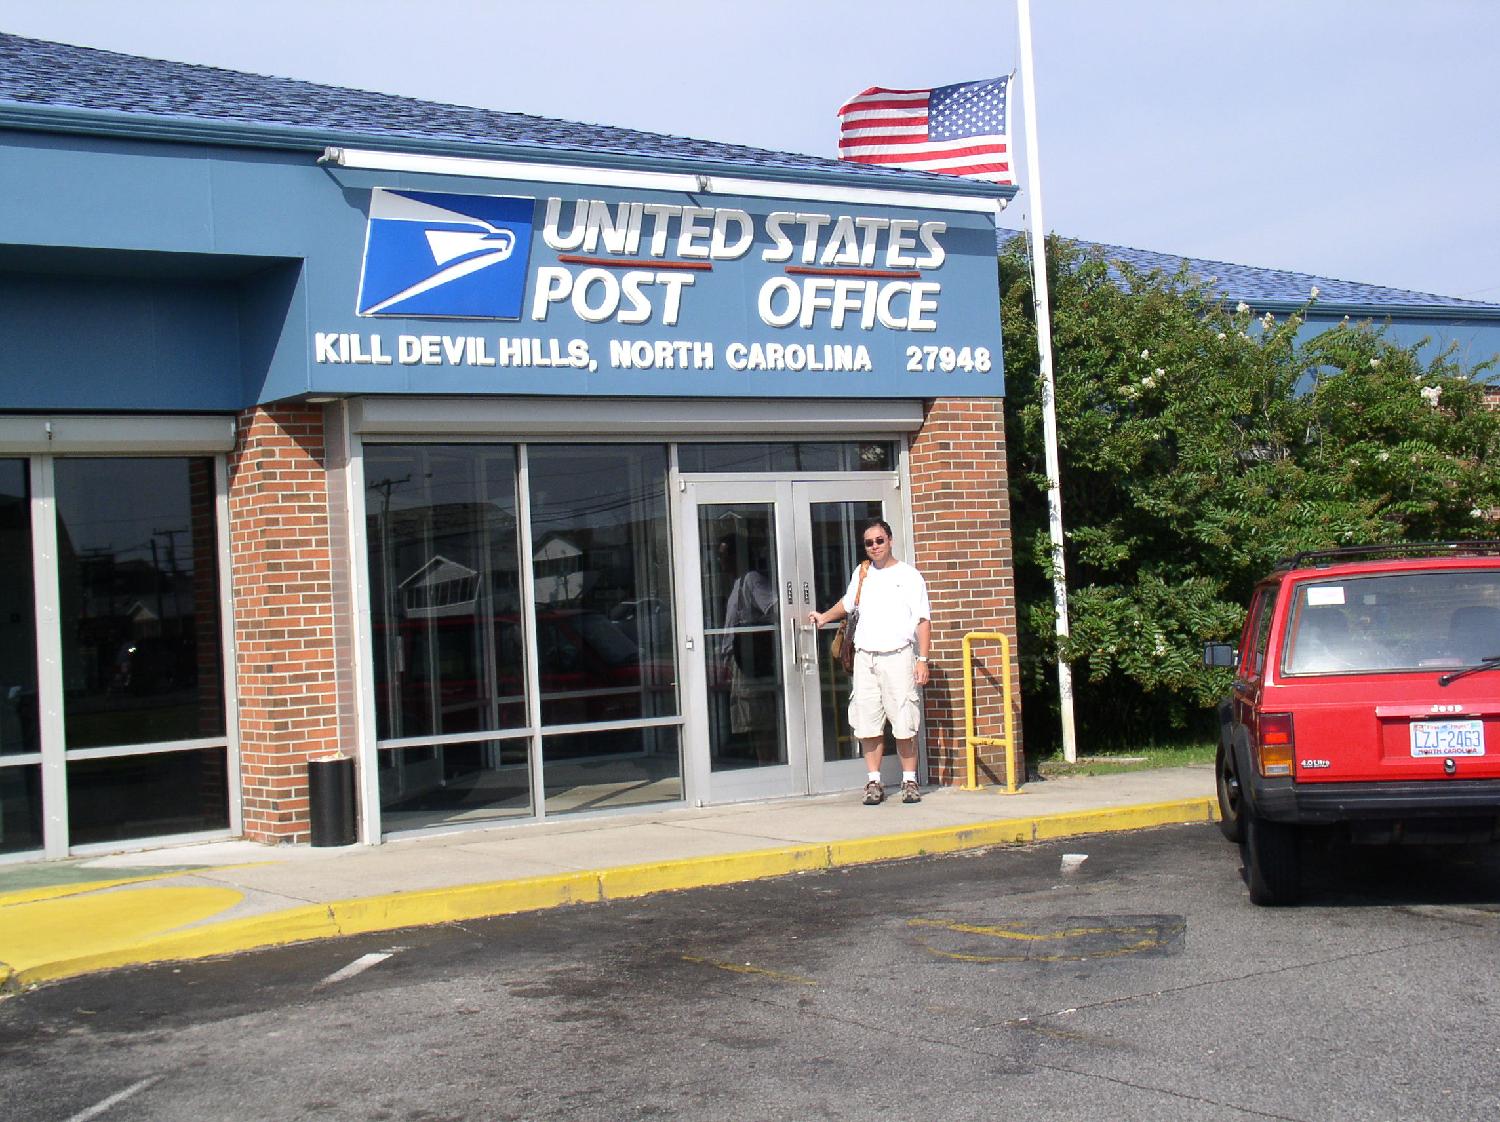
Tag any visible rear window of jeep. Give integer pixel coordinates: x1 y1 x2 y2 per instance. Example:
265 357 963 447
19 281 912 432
1282 569 1500 676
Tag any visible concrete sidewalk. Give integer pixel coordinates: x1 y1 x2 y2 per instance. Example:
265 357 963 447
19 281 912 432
0 766 1216 990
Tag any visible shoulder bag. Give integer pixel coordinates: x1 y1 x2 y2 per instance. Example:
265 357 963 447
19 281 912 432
828 560 870 675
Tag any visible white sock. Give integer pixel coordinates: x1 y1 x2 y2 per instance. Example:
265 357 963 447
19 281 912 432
902 771 917 783
868 771 881 783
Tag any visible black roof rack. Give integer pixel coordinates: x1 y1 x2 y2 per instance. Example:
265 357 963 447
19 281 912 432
1277 540 1500 571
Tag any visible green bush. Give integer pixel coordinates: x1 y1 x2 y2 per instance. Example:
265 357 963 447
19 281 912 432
1001 236 1500 752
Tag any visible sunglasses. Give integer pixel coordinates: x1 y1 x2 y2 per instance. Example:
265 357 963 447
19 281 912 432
862 536 887 548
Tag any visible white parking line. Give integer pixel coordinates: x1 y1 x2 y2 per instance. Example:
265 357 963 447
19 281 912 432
63 1075 162 1122
314 951 394 989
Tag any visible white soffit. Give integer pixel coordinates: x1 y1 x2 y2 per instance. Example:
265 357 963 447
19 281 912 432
324 148 1007 217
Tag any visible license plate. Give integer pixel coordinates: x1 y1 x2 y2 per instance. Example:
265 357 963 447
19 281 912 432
1410 719 1485 757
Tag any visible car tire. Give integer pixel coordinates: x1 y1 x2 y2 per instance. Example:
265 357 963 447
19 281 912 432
1216 742 1244 843
1242 813 1300 906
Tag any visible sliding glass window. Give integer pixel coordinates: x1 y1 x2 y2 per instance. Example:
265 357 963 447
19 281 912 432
0 460 40 854
527 444 681 815
365 442 682 833
53 457 229 845
365 445 530 831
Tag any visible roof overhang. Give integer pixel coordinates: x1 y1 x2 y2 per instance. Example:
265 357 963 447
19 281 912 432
0 101 1018 209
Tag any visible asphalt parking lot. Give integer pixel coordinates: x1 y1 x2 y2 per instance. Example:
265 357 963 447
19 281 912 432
5 823 1499 1122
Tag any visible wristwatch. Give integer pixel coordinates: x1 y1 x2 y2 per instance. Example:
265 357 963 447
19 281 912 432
916 655 930 662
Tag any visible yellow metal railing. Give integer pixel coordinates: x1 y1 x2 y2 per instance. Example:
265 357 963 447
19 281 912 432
961 630 1019 793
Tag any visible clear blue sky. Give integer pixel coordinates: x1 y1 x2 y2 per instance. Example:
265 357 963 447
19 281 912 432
3 0 1496 301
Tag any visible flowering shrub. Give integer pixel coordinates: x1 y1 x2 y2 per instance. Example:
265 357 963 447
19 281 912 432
1001 236 1500 748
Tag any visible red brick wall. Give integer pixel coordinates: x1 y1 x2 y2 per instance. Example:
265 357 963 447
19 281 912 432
909 399 1023 786
228 406 339 842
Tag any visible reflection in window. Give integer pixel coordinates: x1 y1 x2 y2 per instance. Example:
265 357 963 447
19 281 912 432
526 445 678 727
365 446 525 741
378 738 531 831
543 726 681 815
67 748 229 845
0 765 42 854
678 442 895 474
366 443 686 832
0 460 37 758
54 458 224 750
699 504 786 772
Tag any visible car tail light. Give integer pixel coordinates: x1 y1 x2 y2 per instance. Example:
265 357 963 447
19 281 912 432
1257 713 1295 776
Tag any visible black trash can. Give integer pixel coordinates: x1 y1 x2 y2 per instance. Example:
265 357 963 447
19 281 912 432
308 755 356 847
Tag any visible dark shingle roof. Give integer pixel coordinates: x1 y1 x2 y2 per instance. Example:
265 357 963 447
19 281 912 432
0 32 1006 195
998 228 1499 314
3 34 1487 316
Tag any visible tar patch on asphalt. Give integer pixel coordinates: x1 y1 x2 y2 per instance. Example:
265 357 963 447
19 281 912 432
681 955 817 986
908 914 1186 963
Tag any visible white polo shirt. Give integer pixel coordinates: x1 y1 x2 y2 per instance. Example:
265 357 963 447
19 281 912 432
842 560 930 652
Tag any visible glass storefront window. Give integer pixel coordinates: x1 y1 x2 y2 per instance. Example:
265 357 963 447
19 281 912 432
0 765 42 854
366 442 683 833
678 442 895 474
66 747 229 845
0 459 37 757
54 458 224 750
526 445 678 727
365 445 525 741
542 726 681 815
377 738 531 832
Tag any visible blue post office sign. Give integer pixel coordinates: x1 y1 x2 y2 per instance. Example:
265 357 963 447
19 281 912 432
315 183 1006 399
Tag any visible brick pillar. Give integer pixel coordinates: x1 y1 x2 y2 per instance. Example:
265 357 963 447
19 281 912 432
228 406 339 843
909 398 1023 786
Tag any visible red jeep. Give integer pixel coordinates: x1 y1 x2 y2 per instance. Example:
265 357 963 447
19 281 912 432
1204 543 1500 905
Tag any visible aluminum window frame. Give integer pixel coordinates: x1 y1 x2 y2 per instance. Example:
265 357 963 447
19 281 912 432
0 433 238 861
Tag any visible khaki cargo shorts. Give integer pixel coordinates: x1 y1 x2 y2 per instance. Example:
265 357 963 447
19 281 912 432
847 647 921 740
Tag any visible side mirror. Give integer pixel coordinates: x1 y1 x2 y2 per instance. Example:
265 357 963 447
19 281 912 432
1202 642 1238 669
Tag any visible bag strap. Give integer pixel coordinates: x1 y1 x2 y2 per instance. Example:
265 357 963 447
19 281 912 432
853 560 870 606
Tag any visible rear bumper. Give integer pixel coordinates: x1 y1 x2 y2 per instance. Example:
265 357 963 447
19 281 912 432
1249 774 1500 824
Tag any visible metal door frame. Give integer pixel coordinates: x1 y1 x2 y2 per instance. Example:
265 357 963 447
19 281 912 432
790 478 903 795
677 475 904 805
679 480 802 804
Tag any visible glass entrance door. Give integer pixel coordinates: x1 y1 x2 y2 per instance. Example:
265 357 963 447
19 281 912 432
793 482 897 796
680 478 898 804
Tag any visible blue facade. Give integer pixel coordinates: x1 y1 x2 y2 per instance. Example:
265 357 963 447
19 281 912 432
0 134 1008 411
0 33 1019 413
3 31 1495 415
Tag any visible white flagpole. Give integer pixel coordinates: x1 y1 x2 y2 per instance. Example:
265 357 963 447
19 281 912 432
1016 0 1078 762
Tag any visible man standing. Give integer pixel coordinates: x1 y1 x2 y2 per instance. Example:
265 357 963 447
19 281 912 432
806 519 931 804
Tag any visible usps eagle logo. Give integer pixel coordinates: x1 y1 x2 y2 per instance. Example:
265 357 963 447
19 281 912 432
356 189 535 319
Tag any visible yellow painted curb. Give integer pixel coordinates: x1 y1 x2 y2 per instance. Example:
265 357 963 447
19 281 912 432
1030 798 1218 841
1 886 245 973
16 902 338 987
600 845 829 900
5 797 1218 988
829 820 1035 866
827 798 1216 866
0 874 177 908
331 871 601 935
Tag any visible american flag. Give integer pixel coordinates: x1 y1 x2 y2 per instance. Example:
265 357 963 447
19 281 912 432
836 76 1014 184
